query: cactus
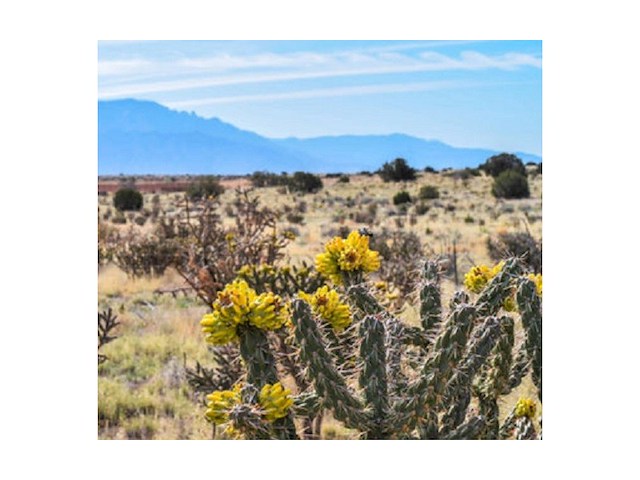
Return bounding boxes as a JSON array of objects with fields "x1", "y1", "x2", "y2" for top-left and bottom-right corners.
[{"x1": 195, "y1": 230, "x2": 542, "y2": 440}]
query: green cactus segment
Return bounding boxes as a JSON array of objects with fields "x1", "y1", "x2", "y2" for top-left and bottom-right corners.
[
  {"x1": 478, "y1": 394, "x2": 500, "y2": 439},
  {"x1": 474, "y1": 258, "x2": 523, "y2": 317},
  {"x1": 384, "y1": 315, "x2": 408, "y2": 396},
  {"x1": 348, "y1": 284, "x2": 430, "y2": 349},
  {"x1": 439, "y1": 388, "x2": 471, "y2": 436},
  {"x1": 451, "y1": 316, "x2": 502, "y2": 387},
  {"x1": 239, "y1": 326, "x2": 279, "y2": 387},
  {"x1": 499, "y1": 409, "x2": 518, "y2": 439},
  {"x1": 238, "y1": 329, "x2": 298, "y2": 439},
  {"x1": 517, "y1": 278, "x2": 542, "y2": 401},
  {"x1": 419, "y1": 260, "x2": 442, "y2": 333},
  {"x1": 417, "y1": 411, "x2": 439, "y2": 439},
  {"x1": 359, "y1": 316, "x2": 390, "y2": 438},
  {"x1": 508, "y1": 342, "x2": 530, "y2": 389},
  {"x1": 291, "y1": 299, "x2": 368, "y2": 430},
  {"x1": 515, "y1": 416, "x2": 538, "y2": 440},
  {"x1": 292, "y1": 391, "x2": 322, "y2": 418},
  {"x1": 227, "y1": 403, "x2": 271, "y2": 439},
  {"x1": 392, "y1": 306, "x2": 475, "y2": 433},
  {"x1": 348, "y1": 284, "x2": 385, "y2": 315},
  {"x1": 439, "y1": 316, "x2": 502, "y2": 435},
  {"x1": 485, "y1": 316, "x2": 515, "y2": 397},
  {"x1": 449, "y1": 290, "x2": 470, "y2": 310},
  {"x1": 442, "y1": 416, "x2": 486, "y2": 440}
]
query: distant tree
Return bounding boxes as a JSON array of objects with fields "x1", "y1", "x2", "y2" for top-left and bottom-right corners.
[
  {"x1": 113, "y1": 188, "x2": 143, "y2": 211},
  {"x1": 393, "y1": 190, "x2": 412, "y2": 205},
  {"x1": 250, "y1": 171, "x2": 289, "y2": 188},
  {"x1": 288, "y1": 171, "x2": 323, "y2": 193},
  {"x1": 424, "y1": 166, "x2": 438, "y2": 173},
  {"x1": 491, "y1": 170, "x2": 530, "y2": 199},
  {"x1": 186, "y1": 176, "x2": 225, "y2": 200},
  {"x1": 378, "y1": 158, "x2": 417, "y2": 182},
  {"x1": 479, "y1": 153, "x2": 526, "y2": 178}
]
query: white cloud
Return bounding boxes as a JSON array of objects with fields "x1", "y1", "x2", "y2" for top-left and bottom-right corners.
[
  {"x1": 163, "y1": 80, "x2": 469, "y2": 107},
  {"x1": 98, "y1": 49, "x2": 540, "y2": 98}
]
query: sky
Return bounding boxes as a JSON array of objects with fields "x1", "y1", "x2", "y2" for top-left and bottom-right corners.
[{"x1": 98, "y1": 40, "x2": 542, "y2": 155}]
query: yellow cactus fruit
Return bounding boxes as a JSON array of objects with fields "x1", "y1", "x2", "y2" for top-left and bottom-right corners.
[
  {"x1": 205, "y1": 385, "x2": 241, "y2": 425},
  {"x1": 514, "y1": 398, "x2": 537, "y2": 419},
  {"x1": 249, "y1": 292, "x2": 290, "y2": 331},
  {"x1": 315, "y1": 230, "x2": 380, "y2": 285},
  {"x1": 299, "y1": 286, "x2": 353, "y2": 332},
  {"x1": 527, "y1": 273, "x2": 542, "y2": 296},
  {"x1": 258, "y1": 383, "x2": 293, "y2": 422}
]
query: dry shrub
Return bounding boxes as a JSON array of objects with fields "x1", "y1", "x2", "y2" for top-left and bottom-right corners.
[
  {"x1": 160, "y1": 189, "x2": 295, "y2": 305},
  {"x1": 369, "y1": 228, "x2": 425, "y2": 300}
]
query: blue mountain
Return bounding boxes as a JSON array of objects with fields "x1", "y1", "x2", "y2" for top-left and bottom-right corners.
[{"x1": 98, "y1": 99, "x2": 541, "y2": 175}]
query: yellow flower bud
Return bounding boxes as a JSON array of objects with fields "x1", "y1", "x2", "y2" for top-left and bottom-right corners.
[
  {"x1": 315, "y1": 230, "x2": 380, "y2": 285},
  {"x1": 299, "y1": 286, "x2": 352, "y2": 332},
  {"x1": 514, "y1": 398, "x2": 537, "y2": 419},
  {"x1": 258, "y1": 383, "x2": 293, "y2": 422}
]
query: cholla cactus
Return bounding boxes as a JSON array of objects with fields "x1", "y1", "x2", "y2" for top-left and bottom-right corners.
[{"x1": 197, "y1": 230, "x2": 542, "y2": 440}]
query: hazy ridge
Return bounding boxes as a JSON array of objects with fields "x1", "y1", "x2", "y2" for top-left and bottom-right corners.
[{"x1": 98, "y1": 99, "x2": 541, "y2": 175}]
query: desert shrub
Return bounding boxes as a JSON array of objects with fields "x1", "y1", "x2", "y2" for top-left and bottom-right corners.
[
  {"x1": 424, "y1": 166, "x2": 437, "y2": 173},
  {"x1": 491, "y1": 171, "x2": 530, "y2": 199},
  {"x1": 157, "y1": 190, "x2": 297, "y2": 305},
  {"x1": 338, "y1": 175, "x2": 350, "y2": 183},
  {"x1": 479, "y1": 153, "x2": 526, "y2": 178},
  {"x1": 445, "y1": 168, "x2": 482, "y2": 180},
  {"x1": 419, "y1": 185, "x2": 440, "y2": 200},
  {"x1": 378, "y1": 158, "x2": 417, "y2": 182},
  {"x1": 250, "y1": 171, "x2": 289, "y2": 188},
  {"x1": 354, "y1": 209, "x2": 376, "y2": 224},
  {"x1": 114, "y1": 188, "x2": 143, "y2": 212},
  {"x1": 369, "y1": 229, "x2": 424, "y2": 300},
  {"x1": 186, "y1": 176, "x2": 225, "y2": 200},
  {"x1": 393, "y1": 191, "x2": 412, "y2": 205},
  {"x1": 288, "y1": 172, "x2": 323, "y2": 193},
  {"x1": 487, "y1": 231, "x2": 542, "y2": 273},
  {"x1": 415, "y1": 202, "x2": 430, "y2": 216},
  {"x1": 112, "y1": 212, "x2": 127, "y2": 224},
  {"x1": 134, "y1": 215, "x2": 147, "y2": 226},
  {"x1": 464, "y1": 215, "x2": 475, "y2": 224},
  {"x1": 111, "y1": 232, "x2": 177, "y2": 277},
  {"x1": 124, "y1": 417, "x2": 158, "y2": 440},
  {"x1": 98, "y1": 308, "x2": 120, "y2": 364},
  {"x1": 295, "y1": 201, "x2": 307, "y2": 213},
  {"x1": 286, "y1": 212, "x2": 305, "y2": 225}
]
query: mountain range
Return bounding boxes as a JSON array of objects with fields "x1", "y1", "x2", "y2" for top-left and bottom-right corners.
[{"x1": 98, "y1": 99, "x2": 541, "y2": 175}]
